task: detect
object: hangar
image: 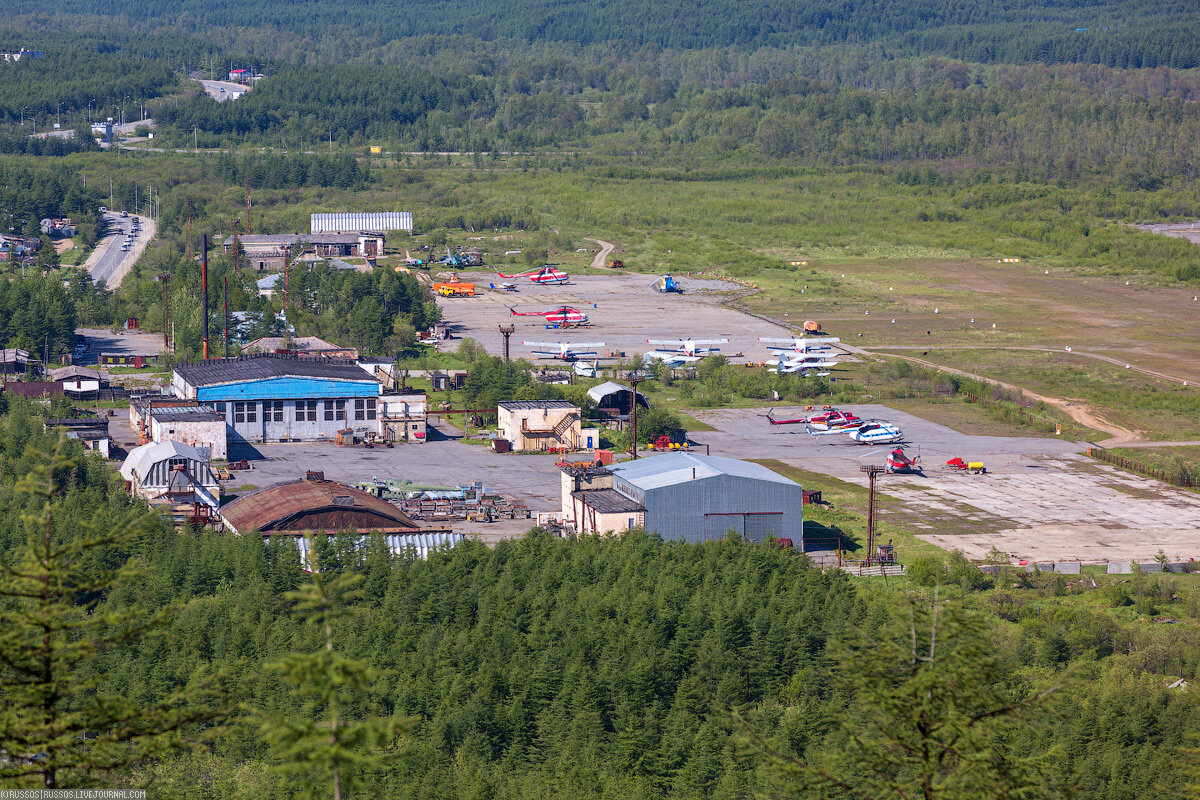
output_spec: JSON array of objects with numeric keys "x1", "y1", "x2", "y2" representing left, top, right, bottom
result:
[{"x1": 561, "y1": 452, "x2": 804, "y2": 546}]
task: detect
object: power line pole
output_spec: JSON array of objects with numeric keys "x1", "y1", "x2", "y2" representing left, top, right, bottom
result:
[
  {"x1": 185, "y1": 199, "x2": 193, "y2": 260},
  {"x1": 860, "y1": 465, "x2": 884, "y2": 566},
  {"x1": 200, "y1": 233, "x2": 209, "y2": 359},
  {"x1": 627, "y1": 371, "x2": 646, "y2": 460},
  {"x1": 222, "y1": 276, "x2": 229, "y2": 358},
  {"x1": 159, "y1": 272, "x2": 170, "y2": 351},
  {"x1": 245, "y1": 177, "x2": 252, "y2": 234}
]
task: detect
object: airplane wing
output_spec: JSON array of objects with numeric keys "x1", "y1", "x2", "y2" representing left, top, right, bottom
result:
[
  {"x1": 572, "y1": 342, "x2": 607, "y2": 348},
  {"x1": 523, "y1": 341, "x2": 565, "y2": 347},
  {"x1": 691, "y1": 338, "x2": 730, "y2": 345}
]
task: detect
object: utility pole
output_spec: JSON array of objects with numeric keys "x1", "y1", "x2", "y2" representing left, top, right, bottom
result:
[
  {"x1": 222, "y1": 276, "x2": 229, "y2": 358},
  {"x1": 860, "y1": 464, "x2": 884, "y2": 566},
  {"x1": 200, "y1": 234, "x2": 209, "y2": 359},
  {"x1": 498, "y1": 325, "x2": 515, "y2": 362},
  {"x1": 231, "y1": 218, "x2": 241, "y2": 271},
  {"x1": 245, "y1": 177, "x2": 252, "y2": 234},
  {"x1": 627, "y1": 371, "x2": 647, "y2": 460},
  {"x1": 159, "y1": 272, "x2": 170, "y2": 350},
  {"x1": 185, "y1": 199, "x2": 194, "y2": 260}
]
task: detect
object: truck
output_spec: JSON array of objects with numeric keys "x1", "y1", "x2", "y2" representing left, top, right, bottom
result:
[{"x1": 434, "y1": 282, "x2": 475, "y2": 297}]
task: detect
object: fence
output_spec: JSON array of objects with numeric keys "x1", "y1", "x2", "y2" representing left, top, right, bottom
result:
[
  {"x1": 1087, "y1": 445, "x2": 1196, "y2": 488},
  {"x1": 960, "y1": 392, "x2": 1068, "y2": 435}
]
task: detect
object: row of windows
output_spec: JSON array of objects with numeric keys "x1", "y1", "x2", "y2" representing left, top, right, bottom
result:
[{"x1": 214, "y1": 399, "x2": 376, "y2": 424}]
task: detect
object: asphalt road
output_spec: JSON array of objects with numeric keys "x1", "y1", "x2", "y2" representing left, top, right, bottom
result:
[
  {"x1": 87, "y1": 212, "x2": 153, "y2": 289},
  {"x1": 195, "y1": 79, "x2": 250, "y2": 101}
]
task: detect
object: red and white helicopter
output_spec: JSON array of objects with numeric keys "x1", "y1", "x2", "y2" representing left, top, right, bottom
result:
[
  {"x1": 523, "y1": 340, "x2": 606, "y2": 361},
  {"x1": 885, "y1": 446, "x2": 921, "y2": 473},
  {"x1": 646, "y1": 337, "x2": 728, "y2": 358},
  {"x1": 497, "y1": 265, "x2": 570, "y2": 285},
  {"x1": 766, "y1": 407, "x2": 861, "y2": 429},
  {"x1": 509, "y1": 305, "x2": 590, "y2": 326}
]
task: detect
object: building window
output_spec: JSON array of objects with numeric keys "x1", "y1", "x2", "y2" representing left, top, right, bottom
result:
[
  {"x1": 354, "y1": 398, "x2": 378, "y2": 421},
  {"x1": 298, "y1": 400, "x2": 317, "y2": 421},
  {"x1": 168, "y1": 457, "x2": 187, "y2": 469},
  {"x1": 215, "y1": 402, "x2": 226, "y2": 416},
  {"x1": 324, "y1": 400, "x2": 345, "y2": 421},
  {"x1": 267, "y1": 400, "x2": 284, "y2": 422},
  {"x1": 234, "y1": 401, "x2": 257, "y2": 424}
]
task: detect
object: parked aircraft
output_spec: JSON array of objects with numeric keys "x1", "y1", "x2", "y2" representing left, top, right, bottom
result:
[
  {"x1": 654, "y1": 274, "x2": 683, "y2": 293},
  {"x1": 768, "y1": 352, "x2": 837, "y2": 375},
  {"x1": 490, "y1": 283, "x2": 519, "y2": 292},
  {"x1": 643, "y1": 351, "x2": 701, "y2": 368},
  {"x1": 524, "y1": 341, "x2": 605, "y2": 361},
  {"x1": 497, "y1": 265, "x2": 570, "y2": 285},
  {"x1": 403, "y1": 250, "x2": 427, "y2": 267},
  {"x1": 807, "y1": 419, "x2": 904, "y2": 444},
  {"x1": 758, "y1": 336, "x2": 841, "y2": 353},
  {"x1": 765, "y1": 407, "x2": 861, "y2": 429},
  {"x1": 573, "y1": 360, "x2": 598, "y2": 378},
  {"x1": 509, "y1": 305, "x2": 590, "y2": 325},
  {"x1": 646, "y1": 337, "x2": 728, "y2": 357}
]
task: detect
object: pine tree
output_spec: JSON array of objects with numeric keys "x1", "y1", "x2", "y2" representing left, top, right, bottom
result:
[
  {"x1": 261, "y1": 534, "x2": 408, "y2": 799},
  {"x1": 0, "y1": 438, "x2": 219, "y2": 789}
]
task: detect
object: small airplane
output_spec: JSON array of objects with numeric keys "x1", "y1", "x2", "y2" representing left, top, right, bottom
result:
[
  {"x1": 436, "y1": 248, "x2": 481, "y2": 267},
  {"x1": 759, "y1": 336, "x2": 841, "y2": 353},
  {"x1": 490, "y1": 282, "x2": 519, "y2": 292},
  {"x1": 573, "y1": 360, "x2": 598, "y2": 378},
  {"x1": 510, "y1": 305, "x2": 589, "y2": 325},
  {"x1": 646, "y1": 337, "x2": 728, "y2": 358},
  {"x1": 768, "y1": 353, "x2": 837, "y2": 375},
  {"x1": 403, "y1": 250, "x2": 427, "y2": 267},
  {"x1": 643, "y1": 351, "x2": 701, "y2": 368},
  {"x1": 498, "y1": 265, "x2": 570, "y2": 285},
  {"x1": 654, "y1": 274, "x2": 683, "y2": 293},
  {"x1": 807, "y1": 419, "x2": 904, "y2": 444},
  {"x1": 524, "y1": 341, "x2": 605, "y2": 361}
]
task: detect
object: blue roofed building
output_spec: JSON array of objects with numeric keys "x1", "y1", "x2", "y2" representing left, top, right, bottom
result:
[
  {"x1": 560, "y1": 452, "x2": 804, "y2": 548},
  {"x1": 170, "y1": 355, "x2": 383, "y2": 444}
]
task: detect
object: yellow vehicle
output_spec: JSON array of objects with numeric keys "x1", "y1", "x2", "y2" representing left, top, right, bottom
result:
[{"x1": 434, "y1": 282, "x2": 475, "y2": 297}]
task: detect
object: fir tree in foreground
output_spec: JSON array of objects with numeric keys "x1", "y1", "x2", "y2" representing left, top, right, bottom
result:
[{"x1": 0, "y1": 438, "x2": 221, "y2": 789}]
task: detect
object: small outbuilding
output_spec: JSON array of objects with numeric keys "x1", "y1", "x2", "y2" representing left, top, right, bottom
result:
[
  {"x1": 120, "y1": 440, "x2": 221, "y2": 523},
  {"x1": 497, "y1": 400, "x2": 599, "y2": 452}
]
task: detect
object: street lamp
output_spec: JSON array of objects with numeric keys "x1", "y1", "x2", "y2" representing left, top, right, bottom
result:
[
  {"x1": 20, "y1": 106, "x2": 27, "y2": 126},
  {"x1": 122, "y1": 96, "x2": 130, "y2": 126},
  {"x1": 56, "y1": 102, "x2": 62, "y2": 128},
  {"x1": 88, "y1": 98, "x2": 95, "y2": 125}
]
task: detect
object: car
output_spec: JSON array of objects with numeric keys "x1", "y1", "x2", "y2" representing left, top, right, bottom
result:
[
  {"x1": 121, "y1": 211, "x2": 128, "y2": 218},
  {"x1": 99, "y1": 206, "x2": 107, "y2": 213}
]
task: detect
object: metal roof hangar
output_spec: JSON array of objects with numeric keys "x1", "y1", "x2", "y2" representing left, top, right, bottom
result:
[
  {"x1": 170, "y1": 355, "x2": 383, "y2": 443},
  {"x1": 562, "y1": 452, "x2": 804, "y2": 546},
  {"x1": 220, "y1": 472, "x2": 461, "y2": 559},
  {"x1": 310, "y1": 212, "x2": 412, "y2": 234}
]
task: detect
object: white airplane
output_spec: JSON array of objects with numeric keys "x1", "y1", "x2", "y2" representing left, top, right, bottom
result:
[
  {"x1": 643, "y1": 351, "x2": 702, "y2": 368},
  {"x1": 573, "y1": 360, "x2": 598, "y2": 378},
  {"x1": 768, "y1": 353, "x2": 836, "y2": 375},
  {"x1": 759, "y1": 336, "x2": 840, "y2": 353},
  {"x1": 807, "y1": 419, "x2": 904, "y2": 444},
  {"x1": 524, "y1": 341, "x2": 605, "y2": 361},
  {"x1": 646, "y1": 337, "x2": 728, "y2": 358}
]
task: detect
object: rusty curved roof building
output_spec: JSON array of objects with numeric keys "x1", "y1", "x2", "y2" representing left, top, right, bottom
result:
[{"x1": 220, "y1": 473, "x2": 424, "y2": 535}]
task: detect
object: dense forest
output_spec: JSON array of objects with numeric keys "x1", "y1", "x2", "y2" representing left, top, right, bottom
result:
[
  {"x1": 0, "y1": 403, "x2": 1198, "y2": 795},
  {"x1": 7, "y1": 0, "x2": 1200, "y2": 68}
]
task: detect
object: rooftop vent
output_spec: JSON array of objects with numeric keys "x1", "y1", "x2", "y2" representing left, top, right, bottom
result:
[
  {"x1": 305, "y1": 471, "x2": 325, "y2": 482},
  {"x1": 333, "y1": 495, "x2": 354, "y2": 507}
]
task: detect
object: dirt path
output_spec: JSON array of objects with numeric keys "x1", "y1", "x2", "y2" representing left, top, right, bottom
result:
[
  {"x1": 873, "y1": 344, "x2": 1193, "y2": 387},
  {"x1": 864, "y1": 349, "x2": 1142, "y2": 446},
  {"x1": 585, "y1": 238, "x2": 615, "y2": 269}
]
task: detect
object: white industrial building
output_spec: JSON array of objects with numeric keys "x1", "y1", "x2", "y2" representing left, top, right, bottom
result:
[
  {"x1": 310, "y1": 212, "x2": 412, "y2": 234},
  {"x1": 562, "y1": 452, "x2": 804, "y2": 546}
]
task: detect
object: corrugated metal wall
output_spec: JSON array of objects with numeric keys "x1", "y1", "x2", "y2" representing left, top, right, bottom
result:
[
  {"x1": 295, "y1": 532, "x2": 462, "y2": 566},
  {"x1": 310, "y1": 212, "x2": 413, "y2": 233},
  {"x1": 633, "y1": 474, "x2": 803, "y2": 545}
]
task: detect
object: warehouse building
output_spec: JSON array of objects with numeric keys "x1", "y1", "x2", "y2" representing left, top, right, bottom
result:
[
  {"x1": 170, "y1": 355, "x2": 383, "y2": 444},
  {"x1": 310, "y1": 212, "x2": 412, "y2": 235},
  {"x1": 219, "y1": 472, "x2": 460, "y2": 559},
  {"x1": 561, "y1": 452, "x2": 804, "y2": 546},
  {"x1": 497, "y1": 400, "x2": 599, "y2": 452},
  {"x1": 223, "y1": 232, "x2": 386, "y2": 270},
  {"x1": 130, "y1": 398, "x2": 228, "y2": 460}
]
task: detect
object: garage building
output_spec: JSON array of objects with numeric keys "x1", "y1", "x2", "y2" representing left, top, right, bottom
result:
[{"x1": 562, "y1": 452, "x2": 803, "y2": 546}]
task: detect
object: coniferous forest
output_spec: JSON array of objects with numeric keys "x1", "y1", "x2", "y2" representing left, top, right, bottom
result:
[{"x1": 1, "y1": 0, "x2": 1200, "y2": 795}]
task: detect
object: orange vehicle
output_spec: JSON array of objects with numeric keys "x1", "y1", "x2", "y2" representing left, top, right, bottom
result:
[{"x1": 434, "y1": 282, "x2": 475, "y2": 297}]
